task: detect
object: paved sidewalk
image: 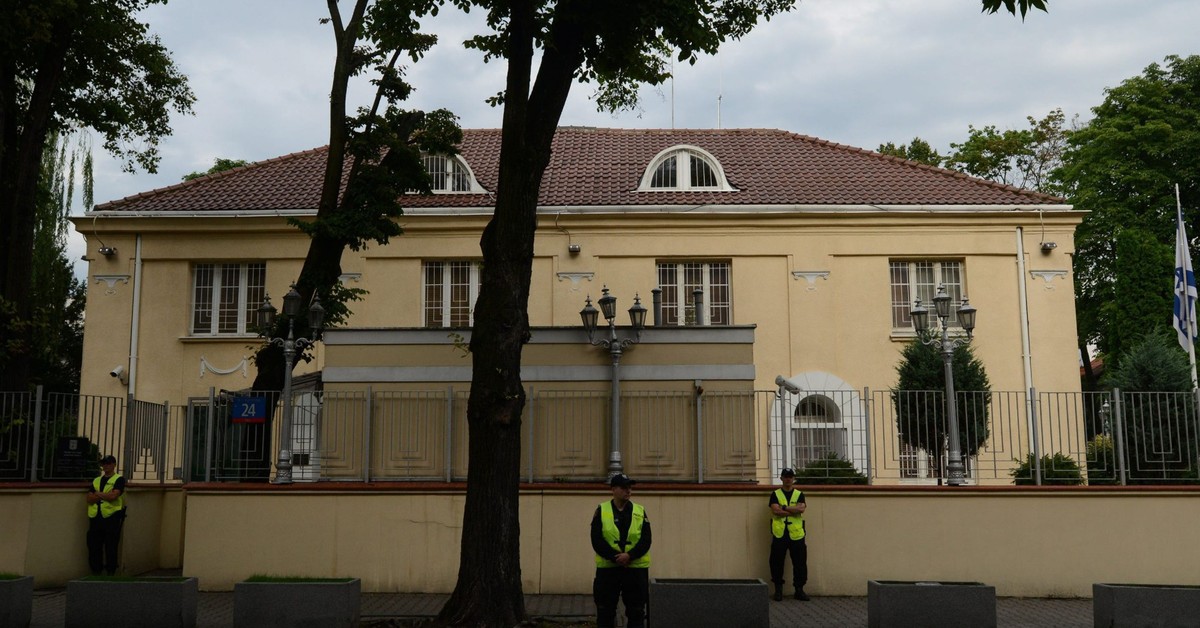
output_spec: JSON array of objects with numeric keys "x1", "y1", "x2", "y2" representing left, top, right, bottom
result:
[{"x1": 32, "y1": 589, "x2": 1091, "y2": 627}]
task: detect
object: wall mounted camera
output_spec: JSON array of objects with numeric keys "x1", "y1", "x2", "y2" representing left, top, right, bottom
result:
[
  {"x1": 98, "y1": 246, "x2": 117, "y2": 257},
  {"x1": 1040, "y1": 241, "x2": 1057, "y2": 254},
  {"x1": 110, "y1": 365, "x2": 128, "y2": 385}
]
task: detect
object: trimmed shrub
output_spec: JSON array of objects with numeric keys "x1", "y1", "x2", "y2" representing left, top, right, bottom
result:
[
  {"x1": 794, "y1": 452, "x2": 868, "y2": 485},
  {"x1": 1010, "y1": 452, "x2": 1083, "y2": 486}
]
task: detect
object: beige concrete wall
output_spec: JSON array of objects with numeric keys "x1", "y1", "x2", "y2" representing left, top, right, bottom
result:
[
  {"x1": 0, "y1": 486, "x2": 185, "y2": 586},
  {"x1": 181, "y1": 487, "x2": 1200, "y2": 596}
]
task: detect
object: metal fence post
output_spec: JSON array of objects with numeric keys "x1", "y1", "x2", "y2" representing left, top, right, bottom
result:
[
  {"x1": 527, "y1": 388, "x2": 535, "y2": 483},
  {"x1": 445, "y1": 386, "x2": 454, "y2": 483},
  {"x1": 1029, "y1": 387, "x2": 1042, "y2": 486},
  {"x1": 862, "y1": 387, "x2": 873, "y2": 484},
  {"x1": 364, "y1": 386, "x2": 373, "y2": 483},
  {"x1": 1113, "y1": 388, "x2": 1127, "y2": 486},
  {"x1": 159, "y1": 399, "x2": 170, "y2": 484},
  {"x1": 204, "y1": 388, "x2": 216, "y2": 483},
  {"x1": 695, "y1": 380, "x2": 704, "y2": 484},
  {"x1": 30, "y1": 385, "x2": 44, "y2": 482}
]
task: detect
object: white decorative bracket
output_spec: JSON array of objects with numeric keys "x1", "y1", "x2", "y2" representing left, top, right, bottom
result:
[
  {"x1": 200, "y1": 356, "x2": 249, "y2": 378},
  {"x1": 791, "y1": 271, "x2": 830, "y2": 291},
  {"x1": 339, "y1": 273, "x2": 362, "y2": 284},
  {"x1": 93, "y1": 275, "x2": 131, "y2": 288},
  {"x1": 1029, "y1": 270, "x2": 1068, "y2": 288},
  {"x1": 556, "y1": 272, "x2": 595, "y2": 289}
]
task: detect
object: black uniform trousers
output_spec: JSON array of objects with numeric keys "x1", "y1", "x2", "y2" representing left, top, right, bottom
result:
[
  {"x1": 769, "y1": 535, "x2": 807, "y2": 588},
  {"x1": 594, "y1": 567, "x2": 648, "y2": 628},
  {"x1": 87, "y1": 515, "x2": 123, "y2": 575}
]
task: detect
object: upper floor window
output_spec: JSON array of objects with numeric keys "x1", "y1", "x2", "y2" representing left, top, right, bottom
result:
[
  {"x1": 889, "y1": 260, "x2": 965, "y2": 330},
  {"x1": 191, "y1": 262, "x2": 266, "y2": 336},
  {"x1": 657, "y1": 261, "x2": 731, "y2": 325},
  {"x1": 424, "y1": 261, "x2": 480, "y2": 327},
  {"x1": 639, "y1": 146, "x2": 736, "y2": 192},
  {"x1": 419, "y1": 154, "x2": 485, "y2": 193}
]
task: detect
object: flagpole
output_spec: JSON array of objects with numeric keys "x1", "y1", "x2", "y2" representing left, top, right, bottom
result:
[{"x1": 1179, "y1": 184, "x2": 1199, "y2": 390}]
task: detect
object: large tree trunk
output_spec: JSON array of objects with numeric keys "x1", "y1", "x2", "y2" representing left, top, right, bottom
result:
[
  {"x1": 436, "y1": 4, "x2": 584, "y2": 625},
  {"x1": 0, "y1": 14, "x2": 75, "y2": 393}
]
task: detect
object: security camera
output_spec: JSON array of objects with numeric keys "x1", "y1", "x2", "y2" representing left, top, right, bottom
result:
[
  {"x1": 110, "y1": 365, "x2": 127, "y2": 384},
  {"x1": 774, "y1": 375, "x2": 801, "y2": 395}
]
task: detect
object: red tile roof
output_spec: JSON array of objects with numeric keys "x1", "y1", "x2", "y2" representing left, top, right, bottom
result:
[{"x1": 94, "y1": 128, "x2": 1063, "y2": 213}]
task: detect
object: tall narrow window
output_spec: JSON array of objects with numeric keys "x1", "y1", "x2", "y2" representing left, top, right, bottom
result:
[
  {"x1": 792, "y1": 395, "x2": 846, "y2": 468},
  {"x1": 889, "y1": 260, "x2": 964, "y2": 330},
  {"x1": 656, "y1": 261, "x2": 732, "y2": 325},
  {"x1": 423, "y1": 261, "x2": 481, "y2": 327},
  {"x1": 191, "y1": 263, "x2": 266, "y2": 335}
]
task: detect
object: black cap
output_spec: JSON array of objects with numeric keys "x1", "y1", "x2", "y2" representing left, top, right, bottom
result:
[
  {"x1": 780, "y1": 467, "x2": 796, "y2": 478},
  {"x1": 608, "y1": 473, "x2": 636, "y2": 487},
  {"x1": 100, "y1": 455, "x2": 117, "y2": 464}
]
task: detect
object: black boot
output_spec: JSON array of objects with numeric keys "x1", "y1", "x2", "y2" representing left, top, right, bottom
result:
[
  {"x1": 773, "y1": 584, "x2": 784, "y2": 602},
  {"x1": 794, "y1": 587, "x2": 810, "y2": 601}
]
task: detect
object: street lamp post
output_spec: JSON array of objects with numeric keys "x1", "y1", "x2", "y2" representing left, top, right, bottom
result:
[
  {"x1": 910, "y1": 284, "x2": 977, "y2": 486},
  {"x1": 581, "y1": 286, "x2": 647, "y2": 478},
  {"x1": 257, "y1": 285, "x2": 325, "y2": 485}
]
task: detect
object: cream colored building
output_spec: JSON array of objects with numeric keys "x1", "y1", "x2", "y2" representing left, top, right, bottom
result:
[{"x1": 73, "y1": 127, "x2": 1082, "y2": 485}]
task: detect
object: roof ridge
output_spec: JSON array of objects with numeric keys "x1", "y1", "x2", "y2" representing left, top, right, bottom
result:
[{"x1": 93, "y1": 146, "x2": 330, "y2": 211}]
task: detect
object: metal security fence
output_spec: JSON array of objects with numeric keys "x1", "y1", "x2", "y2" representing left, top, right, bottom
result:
[
  {"x1": 4, "y1": 386, "x2": 1198, "y2": 485},
  {"x1": 0, "y1": 387, "x2": 183, "y2": 483}
]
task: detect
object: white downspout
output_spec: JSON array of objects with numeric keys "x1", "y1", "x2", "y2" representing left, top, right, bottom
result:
[
  {"x1": 1015, "y1": 228, "x2": 1036, "y2": 472},
  {"x1": 127, "y1": 234, "x2": 143, "y2": 396}
]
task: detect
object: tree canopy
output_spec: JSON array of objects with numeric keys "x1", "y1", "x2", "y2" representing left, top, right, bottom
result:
[
  {"x1": 877, "y1": 137, "x2": 943, "y2": 167},
  {"x1": 181, "y1": 158, "x2": 249, "y2": 181},
  {"x1": 1, "y1": 0, "x2": 194, "y2": 392},
  {"x1": 1058, "y1": 55, "x2": 1200, "y2": 359},
  {"x1": 946, "y1": 108, "x2": 1070, "y2": 193}
]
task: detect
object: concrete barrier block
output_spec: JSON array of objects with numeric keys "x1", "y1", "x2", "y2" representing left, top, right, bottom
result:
[
  {"x1": 867, "y1": 580, "x2": 996, "y2": 628},
  {"x1": 649, "y1": 578, "x2": 769, "y2": 628},
  {"x1": 234, "y1": 579, "x2": 360, "y2": 628},
  {"x1": 0, "y1": 576, "x2": 33, "y2": 628},
  {"x1": 66, "y1": 577, "x2": 198, "y2": 628},
  {"x1": 1093, "y1": 583, "x2": 1200, "y2": 628}
]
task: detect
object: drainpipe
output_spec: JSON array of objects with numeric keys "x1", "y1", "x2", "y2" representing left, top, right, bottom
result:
[
  {"x1": 1015, "y1": 228, "x2": 1037, "y2": 479},
  {"x1": 127, "y1": 234, "x2": 143, "y2": 397}
]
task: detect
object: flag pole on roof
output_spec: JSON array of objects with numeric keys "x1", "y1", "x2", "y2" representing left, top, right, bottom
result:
[{"x1": 1173, "y1": 183, "x2": 1199, "y2": 390}]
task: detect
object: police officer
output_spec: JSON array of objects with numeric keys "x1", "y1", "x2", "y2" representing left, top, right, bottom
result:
[
  {"x1": 591, "y1": 473, "x2": 652, "y2": 628},
  {"x1": 86, "y1": 454, "x2": 126, "y2": 575},
  {"x1": 769, "y1": 467, "x2": 808, "y2": 601}
]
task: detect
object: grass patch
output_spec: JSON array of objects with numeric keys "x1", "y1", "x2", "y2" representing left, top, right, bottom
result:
[
  {"x1": 0, "y1": 573, "x2": 24, "y2": 580},
  {"x1": 79, "y1": 575, "x2": 188, "y2": 583},
  {"x1": 244, "y1": 574, "x2": 356, "y2": 583}
]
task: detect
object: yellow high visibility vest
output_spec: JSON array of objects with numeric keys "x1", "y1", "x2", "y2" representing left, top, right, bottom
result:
[
  {"x1": 89, "y1": 474, "x2": 125, "y2": 519},
  {"x1": 771, "y1": 488, "x2": 805, "y2": 540},
  {"x1": 595, "y1": 501, "x2": 651, "y2": 568}
]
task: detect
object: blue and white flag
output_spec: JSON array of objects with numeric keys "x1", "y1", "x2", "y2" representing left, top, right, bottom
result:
[{"x1": 1173, "y1": 205, "x2": 1197, "y2": 351}]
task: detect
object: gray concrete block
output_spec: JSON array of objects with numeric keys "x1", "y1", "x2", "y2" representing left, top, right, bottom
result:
[
  {"x1": 0, "y1": 576, "x2": 33, "y2": 628},
  {"x1": 649, "y1": 578, "x2": 769, "y2": 628},
  {"x1": 233, "y1": 579, "x2": 360, "y2": 628},
  {"x1": 65, "y1": 577, "x2": 198, "y2": 628},
  {"x1": 867, "y1": 580, "x2": 996, "y2": 628},
  {"x1": 1093, "y1": 583, "x2": 1200, "y2": 628}
]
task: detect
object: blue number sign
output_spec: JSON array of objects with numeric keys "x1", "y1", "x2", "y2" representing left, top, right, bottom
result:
[{"x1": 231, "y1": 395, "x2": 267, "y2": 424}]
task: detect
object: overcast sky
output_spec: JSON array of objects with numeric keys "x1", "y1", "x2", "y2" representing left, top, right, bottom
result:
[{"x1": 75, "y1": 0, "x2": 1200, "y2": 263}]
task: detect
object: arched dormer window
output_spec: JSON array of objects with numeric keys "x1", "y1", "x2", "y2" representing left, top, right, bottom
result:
[
  {"x1": 638, "y1": 145, "x2": 735, "y2": 192},
  {"x1": 419, "y1": 154, "x2": 486, "y2": 194}
]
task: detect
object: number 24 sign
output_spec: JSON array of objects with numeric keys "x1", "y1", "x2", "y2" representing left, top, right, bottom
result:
[{"x1": 231, "y1": 396, "x2": 267, "y2": 424}]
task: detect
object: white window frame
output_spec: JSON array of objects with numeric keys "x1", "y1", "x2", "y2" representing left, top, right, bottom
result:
[
  {"x1": 638, "y1": 145, "x2": 737, "y2": 192},
  {"x1": 423, "y1": 260, "x2": 482, "y2": 328},
  {"x1": 190, "y1": 262, "x2": 266, "y2": 336},
  {"x1": 889, "y1": 259, "x2": 965, "y2": 333},
  {"x1": 791, "y1": 394, "x2": 847, "y2": 469},
  {"x1": 656, "y1": 260, "x2": 732, "y2": 326},
  {"x1": 416, "y1": 154, "x2": 487, "y2": 194}
]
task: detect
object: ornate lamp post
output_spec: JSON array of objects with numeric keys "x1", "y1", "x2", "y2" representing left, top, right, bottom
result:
[
  {"x1": 581, "y1": 286, "x2": 647, "y2": 477},
  {"x1": 257, "y1": 285, "x2": 325, "y2": 485},
  {"x1": 910, "y1": 284, "x2": 977, "y2": 486}
]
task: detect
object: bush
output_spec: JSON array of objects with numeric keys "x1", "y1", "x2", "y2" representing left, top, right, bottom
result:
[
  {"x1": 1086, "y1": 434, "x2": 1119, "y2": 485},
  {"x1": 793, "y1": 453, "x2": 868, "y2": 485},
  {"x1": 1010, "y1": 452, "x2": 1083, "y2": 486}
]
